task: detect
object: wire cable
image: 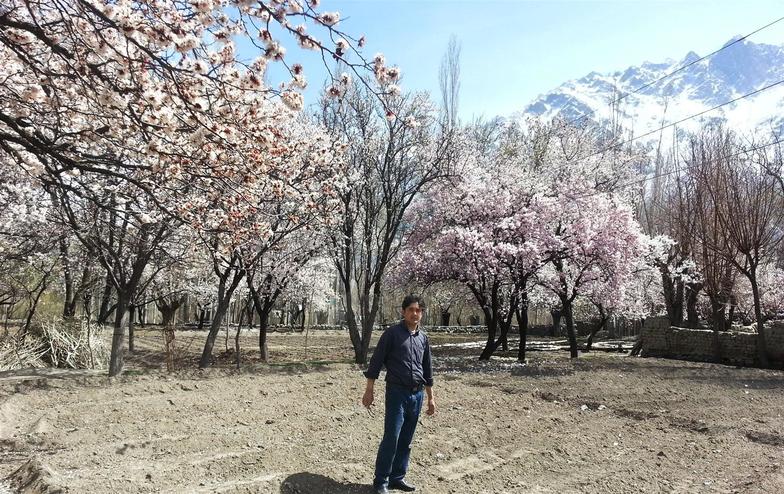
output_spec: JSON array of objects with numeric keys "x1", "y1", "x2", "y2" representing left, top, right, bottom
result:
[
  {"x1": 581, "y1": 77, "x2": 784, "y2": 160},
  {"x1": 563, "y1": 15, "x2": 784, "y2": 127},
  {"x1": 569, "y1": 137, "x2": 783, "y2": 200}
]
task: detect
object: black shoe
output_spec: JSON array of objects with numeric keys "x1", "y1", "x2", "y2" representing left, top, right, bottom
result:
[
  {"x1": 389, "y1": 479, "x2": 416, "y2": 492},
  {"x1": 373, "y1": 484, "x2": 389, "y2": 494}
]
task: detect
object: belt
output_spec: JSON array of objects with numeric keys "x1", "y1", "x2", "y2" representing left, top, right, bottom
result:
[{"x1": 388, "y1": 382, "x2": 424, "y2": 393}]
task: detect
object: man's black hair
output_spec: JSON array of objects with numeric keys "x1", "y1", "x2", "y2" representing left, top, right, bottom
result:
[{"x1": 401, "y1": 294, "x2": 426, "y2": 311}]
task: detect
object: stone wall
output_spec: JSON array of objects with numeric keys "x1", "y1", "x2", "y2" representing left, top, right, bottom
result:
[{"x1": 640, "y1": 316, "x2": 784, "y2": 368}]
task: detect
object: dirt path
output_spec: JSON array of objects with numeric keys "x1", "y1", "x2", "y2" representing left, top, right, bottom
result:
[{"x1": 1, "y1": 331, "x2": 783, "y2": 493}]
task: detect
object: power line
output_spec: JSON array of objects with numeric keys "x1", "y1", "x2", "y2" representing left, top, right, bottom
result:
[
  {"x1": 571, "y1": 137, "x2": 784, "y2": 200},
  {"x1": 583, "y1": 76, "x2": 784, "y2": 160},
  {"x1": 565, "y1": 15, "x2": 784, "y2": 127},
  {"x1": 626, "y1": 137, "x2": 781, "y2": 190},
  {"x1": 614, "y1": 16, "x2": 784, "y2": 106}
]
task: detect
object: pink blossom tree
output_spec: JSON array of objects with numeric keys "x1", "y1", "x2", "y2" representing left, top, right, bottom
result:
[
  {"x1": 540, "y1": 185, "x2": 649, "y2": 358},
  {"x1": 401, "y1": 118, "x2": 653, "y2": 361}
]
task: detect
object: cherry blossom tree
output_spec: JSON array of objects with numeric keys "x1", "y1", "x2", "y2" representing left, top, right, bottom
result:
[
  {"x1": 402, "y1": 117, "x2": 652, "y2": 360},
  {"x1": 582, "y1": 243, "x2": 663, "y2": 351},
  {"x1": 245, "y1": 229, "x2": 325, "y2": 362},
  {"x1": 539, "y1": 186, "x2": 649, "y2": 358},
  {"x1": 279, "y1": 254, "x2": 333, "y2": 330},
  {"x1": 2, "y1": 0, "x2": 392, "y2": 375},
  {"x1": 0, "y1": 170, "x2": 59, "y2": 337},
  {"x1": 195, "y1": 119, "x2": 344, "y2": 368},
  {"x1": 319, "y1": 83, "x2": 457, "y2": 364},
  {"x1": 401, "y1": 149, "x2": 556, "y2": 360}
]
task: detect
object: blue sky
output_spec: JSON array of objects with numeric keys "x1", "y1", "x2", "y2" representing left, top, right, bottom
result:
[{"x1": 264, "y1": 1, "x2": 784, "y2": 121}]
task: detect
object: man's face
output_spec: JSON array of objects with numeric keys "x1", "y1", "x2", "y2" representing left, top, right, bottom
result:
[{"x1": 402, "y1": 302, "x2": 423, "y2": 328}]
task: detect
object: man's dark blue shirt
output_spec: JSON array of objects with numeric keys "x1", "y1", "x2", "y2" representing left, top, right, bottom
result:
[{"x1": 364, "y1": 321, "x2": 434, "y2": 387}]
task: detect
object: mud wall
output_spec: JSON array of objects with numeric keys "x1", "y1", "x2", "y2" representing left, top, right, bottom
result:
[{"x1": 640, "y1": 316, "x2": 784, "y2": 368}]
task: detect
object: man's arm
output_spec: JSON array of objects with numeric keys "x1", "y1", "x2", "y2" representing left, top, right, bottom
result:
[
  {"x1": 361, "y1": 330, "x2": 391, "y2": 409},
  {"x1": 423, "y1": 335, "x2": 435, "y2": 415}
]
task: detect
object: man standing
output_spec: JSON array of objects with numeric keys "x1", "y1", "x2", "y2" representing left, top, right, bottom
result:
[{"x1": 363, "y1": 294, "x2": 436, "y2": 494}]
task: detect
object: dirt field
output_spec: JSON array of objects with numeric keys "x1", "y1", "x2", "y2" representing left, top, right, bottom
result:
[{"x1": 1, "y1": 328, "x2": 783, "y2": 493}]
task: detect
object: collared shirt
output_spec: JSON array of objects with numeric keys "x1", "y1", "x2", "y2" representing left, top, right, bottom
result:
[{"x1": 364, "y1": 321, "x2": 434, "y2": 387}]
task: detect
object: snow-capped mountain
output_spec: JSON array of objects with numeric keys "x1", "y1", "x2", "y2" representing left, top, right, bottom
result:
[{"x1": 519, "y1": 37, "x2": 784, "y2": 143}]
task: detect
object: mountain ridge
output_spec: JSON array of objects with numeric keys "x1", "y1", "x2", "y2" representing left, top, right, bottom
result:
[{"x1": 517, "y1": 38, "x2": 784, "y2": 142}]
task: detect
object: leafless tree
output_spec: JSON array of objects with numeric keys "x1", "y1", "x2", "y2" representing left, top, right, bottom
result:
[
  {"x1": 439, "y1": 36, "x2": 461, "y2": 130},
  {"x1": 692, "y1": 128, "x2": 784, "y2": 366}
]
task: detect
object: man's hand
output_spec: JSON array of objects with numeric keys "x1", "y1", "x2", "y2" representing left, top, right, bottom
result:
[
  {"x1": 362, "y1": 388, "x2": 374, "y2": 408},
  {"x1": 426, "y1": 398, "x2": 436, "y2": 416},
  {"x1": 362, "y1": 379, "x2": 375, "y2": 409}
]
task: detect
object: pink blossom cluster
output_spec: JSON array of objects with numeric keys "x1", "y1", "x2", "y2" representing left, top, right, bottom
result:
[{"x1": 400, "y1": 120, "x2": 655, "y2": 320}]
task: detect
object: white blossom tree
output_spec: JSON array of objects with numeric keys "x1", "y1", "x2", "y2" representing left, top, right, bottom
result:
[{"x1": 1, "y1": 0, "x2": 392, "y2": 375}]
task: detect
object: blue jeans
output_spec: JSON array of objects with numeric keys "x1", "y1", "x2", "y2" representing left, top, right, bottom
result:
[{"x1": 374, "y1": 384, "x2": 424, "y2": 487}]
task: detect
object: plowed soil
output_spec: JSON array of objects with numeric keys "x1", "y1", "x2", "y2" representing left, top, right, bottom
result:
[{"x1": 1, "y1": 328, "x2": 783, "y2": 493}]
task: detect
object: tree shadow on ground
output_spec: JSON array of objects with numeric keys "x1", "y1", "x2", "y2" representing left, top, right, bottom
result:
[{"x1": 280, "y1": 472, "x2": 370, "y2": 494}]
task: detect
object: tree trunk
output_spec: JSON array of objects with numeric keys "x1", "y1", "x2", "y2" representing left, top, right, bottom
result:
[
  {"x1": 300, "y1": 298, "x2": 307, "y2": 332},
  {"x1": 248, "y1": 278, "x2": 280, "y2": 364},
  {"x1": 199, "y1": 299, "x2": 231, "y2": 369},
  {"x1": 82, "y1": 292, "x2": 93, "y2": 324},
  {"x1": 342, "y1": 279, "x2": 364, "y2": 364},
  {"x1": 516, "y1": 303, "x2": 529, "y2": 363},
  {"x1": 235, "y1": 318, "x2": 242, "y2": 370},
  {"x1": 108, "y1": 294, "x2": 130, "y2": 377},
  {"x1": 493, "y1": 319, "x2": 510, "y2": 353},
  {"x1": 495, "y1": 300, "x2": 516, "y2": 353},
  {"x1": 725, "y1": 292, "x2": 736, "y2": 330},
  {"x1": 160, "y1": 306, "x2": 177, "y2": 327},
  {"x1": 478, "y1": 307, "x2": 498, "y2": 360},
  {"x1": 359, "y1": 317, "x2": 374, "y2": 364},
  {"x1": 97, "y1": 274, "x2": 114, "y2": 325},
  {"x1": 674, "y1": 279, "x2": 685, "y2": 324},
  {"x1": 65, "y1": 265, "x2": 92, "y2": 319},
  {"x1": 550, "y1": 309, "x2": 562, "y2": 337},
  {"x1": 585, "y1": 307, "x2": 608, "y2": 352},
  {"x1": 561, "y1": 298, "x2": 579, "y2": 359},
  {"x1": 233, "y1": 301, "x2": 246, "y2": 369},
  {"x1": 709, "y1": 298, "x2": 724, "y2": 332},
  {"x1": 685, "y1": 282, "x2": 702, "y2": 328},
  {"x1": 224, "y1": 303, "x2": 230, "y2": 352},
  {"x1": 244, "y1": 294, "x2": 254, "y2": 328},
  {"x1": 356, "y1": 284, "x2": 383, "y2": 365},
  {"x1": 198, "y1": 307, "x2": 207, "y2": 330},
  {"x1": 748, "y1": 268, "x2": 770, "y2": 367},
  {"x1": 127, "y1": 304, "x2": 136, "y2": 354},
  {"x1": 63, "y1": 293, "x2": 78, "y2": 319},
  {"x1": 60, "y1": 239, "x2": 76, "y2": 318},
  {"x1": 706, "y1": 297, "x2": 724, "y2": 363},
  {"x1": 497, "y1": 332, "x2": 509, "y2": 352},
  {"x1": 661, "y1": 269, "x2": 681, "y2": 326},
  {"x1": 630, "y1": 338, "x2": 643, "y2": 356},
  {"x1": 199, "y1": 261, "x2": 245, "y2": 369},
  {"x1": 258, "y1": 310, "x2": 269, "y2": 362},
  {"x1": 440, "y1": 309, "x2": 451, "y2": 327},
  {"x1": 20, "y1": 272, "x2": 51, "y2": 342}
]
